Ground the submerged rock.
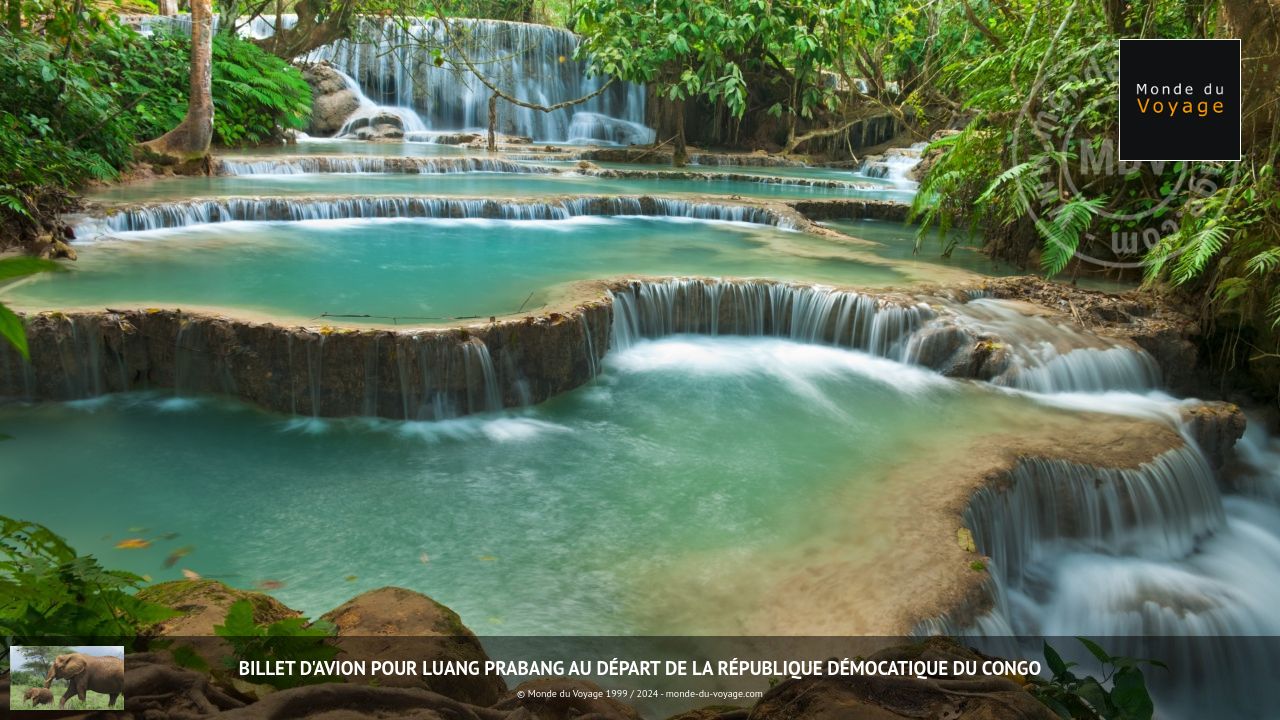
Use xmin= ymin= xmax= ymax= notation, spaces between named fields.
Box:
xmin=320 ymin=587 xmax=507 ymax=706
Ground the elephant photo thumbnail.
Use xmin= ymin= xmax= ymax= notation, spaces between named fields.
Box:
xmin=8 ymin=645 xmax=125 ymax=711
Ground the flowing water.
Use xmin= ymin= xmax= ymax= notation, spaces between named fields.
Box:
xmin=7 ymin=16 xmax=1280 ymax=716
xmin=0 ymin=336 xmax=1093 ymax=635
xmin=305 ymin=17 xmax=650 ymax=144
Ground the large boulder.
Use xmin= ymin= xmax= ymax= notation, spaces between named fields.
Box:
xmin=344 ymin=112 xmax=406 ymax=140
xmin=320 ymin=587 xmax=506 ymax=706
xmin=138 ymin=579 xmax=300 ymax=637
xmin=301 ymin=62 xmax=360 ymax=136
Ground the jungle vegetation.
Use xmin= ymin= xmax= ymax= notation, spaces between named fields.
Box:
xmin=0 ymin=0 xmax=1277 ymax=390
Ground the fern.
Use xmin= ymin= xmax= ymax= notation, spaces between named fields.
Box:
xmin=1037 ymin=196 xmax=1106 ymax=277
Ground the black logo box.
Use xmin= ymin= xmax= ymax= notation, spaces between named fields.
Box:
xmin=1119 ymin=38 xmax=1241 ymax=162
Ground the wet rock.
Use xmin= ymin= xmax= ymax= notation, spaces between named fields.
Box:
xmin=3 ymin=303 xmax=611 ymax=420
xmin=493 ymin=678 xmax=640 ymax=720
xmin=347 ymin=112 xmax=406 ymax=140
xmin=978 ymin=276 xmax=1203 ymax=396
xmin=136 ymin=579 xmax=303 ymax=671
xmin=320 ymin=587 xmax=506 ymax=706
xmin=787 ymin=199 xmax=911 ymax=222
xmin=429 ymin=132 xmax=483 ymax=145
xmin=301 ymin=63 xmax=360 ymax=137
xmin=139 ymin=579 xmax=300 ymax=637
xmin=30 ymin=234 xmax=78 ymax=260
xmin=1181 ymin=401 xmax=1247 ymax=470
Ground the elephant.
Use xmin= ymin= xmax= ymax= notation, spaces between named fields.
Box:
xmin=23 ymin=687 xmax=54 ymax=707
xmin=44 ymin=652 xmax=125 ymax=709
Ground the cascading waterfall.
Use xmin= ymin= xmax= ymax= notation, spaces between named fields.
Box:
xmin=306 ymin=17 xmax=652 ymax=144
xmin=327 ymin=66 xmax=429 ymax=138
xmin=854 ymin=142 xmax=928 ymax=190
xmin=82 ymin=196 xmax=796 ymax=235
xmin=608 ymin=279 xmax=932 ymax=360
xmin=923 ymin=299 xmax=1280 ymax=720
xmin=954 ymin=298 xmax=1161 ymax=393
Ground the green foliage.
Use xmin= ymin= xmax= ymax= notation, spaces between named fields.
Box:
xmin=214 ymin=599 xmax=339 ymax=689
xmin=0 ymin=257 xmax=62 ymax=358
xmin=0 ymin=32 xmax=136 ymax=229
xmin=210 ymin=34 xmax=313 ymax=145
xmin=572 ymin=0 xmax=906 ymax=132
xmin=90 ymin=30 xmax=312 ymax=147
xmin=1029 ymin=638 xmax=1165 ymax=720
xmin=1 ymin=18 xmax=311 ymax=246
xmin=0 ymin=516 xmax=177 ymax=643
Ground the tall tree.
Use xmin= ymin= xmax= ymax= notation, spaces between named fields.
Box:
xmin=140 ymin=0 xmax=214 ymax=161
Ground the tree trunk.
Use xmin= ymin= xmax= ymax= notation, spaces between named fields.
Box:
xmin=673 ymin=100 xmax=688 ymax=167
xmin=141 ymin=0 xmax=214 ymax=163
xmin=157 ymin=0 xmax=177 ymax=15
xmin=488 ymin=92 xmax=498 ymax=152
xmin=1219 ymin=0 xmax=1279 ymax=156
xmin=250 ymin=0 xmax=355 ymax=59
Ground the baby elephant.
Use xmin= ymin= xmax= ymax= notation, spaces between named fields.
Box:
xmin=23 ymin=687 xmax=54 ymax=707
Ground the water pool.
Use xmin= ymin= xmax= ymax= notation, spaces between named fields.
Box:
xmin=88 ymin=171 xmax=908 ymax=204
xmin=3 ymin=217 xmax=905 ymax=322
xmin=0 ymin=336 xmax=1070 ymax=634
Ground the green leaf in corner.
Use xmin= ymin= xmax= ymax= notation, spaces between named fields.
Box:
xmin=0 ymin=302 xmax=29 ymax=358
xmin=214 ymin=598 xmax=262 ymax=638
xmin=1077 ymin=636 xmax=1113 ymax=665
xmin=0 ymin=256 xmax=63 ymax=282
xmin=1111 ymin=666 xmax=1155 ymax=720
xmin=1043 ymin=640 xmax=1069 ymax=678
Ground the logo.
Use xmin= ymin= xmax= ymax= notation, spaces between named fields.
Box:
xmin=1010 ymin=38 xmax=1242 ymax=270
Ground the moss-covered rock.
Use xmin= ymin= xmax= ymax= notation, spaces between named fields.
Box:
xmin=319 ymin=586 xmax=506 ymax=706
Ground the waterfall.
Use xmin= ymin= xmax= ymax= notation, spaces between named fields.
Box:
xmin=965 ymin=450 xmax=1225 ymax=593
xmin=83 ymin=196 xmax=797 ymax=236
xmin=214 ymin=156 xmax=559 ymax=176
xmin=305 ymin=17 xmax=651 ymax=144
xmin=329 ymin=66 xmax=428 ymax=138
xmin=854 ymin=142 xmax=928 ymax=190
xmin=608 ymin=279 xmax=932 ymax=360
xmin=953 ymin=298 xmax=1161 ymax=393
xmin=461 ymin=338 xmax=502 ymax=414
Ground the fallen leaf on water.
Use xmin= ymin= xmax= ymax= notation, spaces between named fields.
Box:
xmin=182 ymin=568 xmax=202 ymax=580
xmin=115 ymin=538 xmax=151 ymax=549
xmin=344 ymin=575 xmax=358 ymax=582
xmin=256 ymin=579 xmax=285 ymax=590
xmin=164 ymin=545 xmax=195 ymax=568
xmin=478 ymin=555 xmax=497 ymax=562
